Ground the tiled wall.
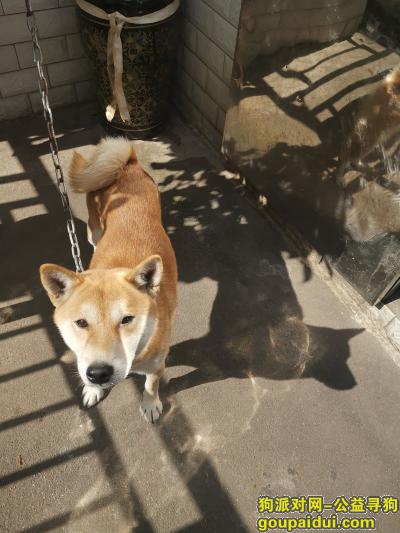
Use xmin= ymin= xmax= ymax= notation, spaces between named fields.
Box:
xmin=174 ymin=0 xmax=242 ymax=148
xmin=0 ymin=0 xmax=241 ymax=143
xmin=237 ymin=0 xmax=368 ymax=69
xmin=0 ymin=0 xmax=95 ymax=121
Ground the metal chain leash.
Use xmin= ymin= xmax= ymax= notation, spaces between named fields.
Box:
xmin=25 ymin=0 xmax=84 ymax=272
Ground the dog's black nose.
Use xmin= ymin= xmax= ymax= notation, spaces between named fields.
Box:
xmin=87 ymin=364 xmax=113 ymax=385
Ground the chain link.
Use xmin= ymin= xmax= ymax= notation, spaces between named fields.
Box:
xmin=25 ymin=0 xmax=84 ymax=272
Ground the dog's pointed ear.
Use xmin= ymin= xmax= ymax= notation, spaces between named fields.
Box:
xmin=128 ymin=255 xmax=163 ymax=296
xmin=40 ymin=264 xmax=83 ymax=306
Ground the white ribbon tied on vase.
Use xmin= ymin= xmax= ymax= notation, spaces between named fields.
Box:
xmin=76 ymin=0 xmax=180 ymax=123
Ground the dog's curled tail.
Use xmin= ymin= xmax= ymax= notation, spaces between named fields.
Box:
xmin=69 ymin=137 xmax=136 ymax=193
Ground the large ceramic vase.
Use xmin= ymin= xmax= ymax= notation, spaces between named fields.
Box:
xmin=78 ymin=0 xmax=179 ymax=137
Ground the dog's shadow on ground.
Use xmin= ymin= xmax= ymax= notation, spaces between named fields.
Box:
xmin=153 ymin=156 xmax=363 ymax=399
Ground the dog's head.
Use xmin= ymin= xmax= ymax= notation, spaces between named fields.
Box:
xmin=40 ymin=256 xmax=162 ymax=387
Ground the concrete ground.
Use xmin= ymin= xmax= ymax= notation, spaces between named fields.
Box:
xmin=0 ymin=104 xmax=399 ymax=532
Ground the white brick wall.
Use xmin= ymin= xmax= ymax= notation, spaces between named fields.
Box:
xmin=0 ymin=0 xmax=240 ymax=140
xmin=237 ymin=0 xmax=368 ymax=68
xmin=0 ymin=0 xmax=95 ymax=120
xmin=174 ymin=0 xmax=241 ymax=148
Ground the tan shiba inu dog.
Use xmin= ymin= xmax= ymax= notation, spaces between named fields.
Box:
xmin=40 ymin=138 xmax=177 ymax=423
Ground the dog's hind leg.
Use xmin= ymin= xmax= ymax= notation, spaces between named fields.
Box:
xmin=140 ymin=366 xmax=164 ymax=423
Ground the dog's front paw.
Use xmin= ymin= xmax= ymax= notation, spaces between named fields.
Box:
xmin=82 ymin=384 xmax=105 ymax=408
xmin=140 ymin=394 xmax=163 ymax=424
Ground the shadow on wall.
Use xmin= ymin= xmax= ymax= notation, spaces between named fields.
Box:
xmin=223 ymin=31 xmax=400 ymax=304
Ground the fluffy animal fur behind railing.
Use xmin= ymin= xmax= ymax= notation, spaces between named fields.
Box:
xmin=337 ymin=66 xmax=400 ymax=185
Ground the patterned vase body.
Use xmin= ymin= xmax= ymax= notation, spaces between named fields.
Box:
xmin=79 ymin=8 xmax=179 ymax=137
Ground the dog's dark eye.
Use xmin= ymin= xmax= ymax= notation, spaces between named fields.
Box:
xmin=121 ymin=315 xmax=134 ymax=325
xmin=75 ymin=319 xmax=88 ymax=329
